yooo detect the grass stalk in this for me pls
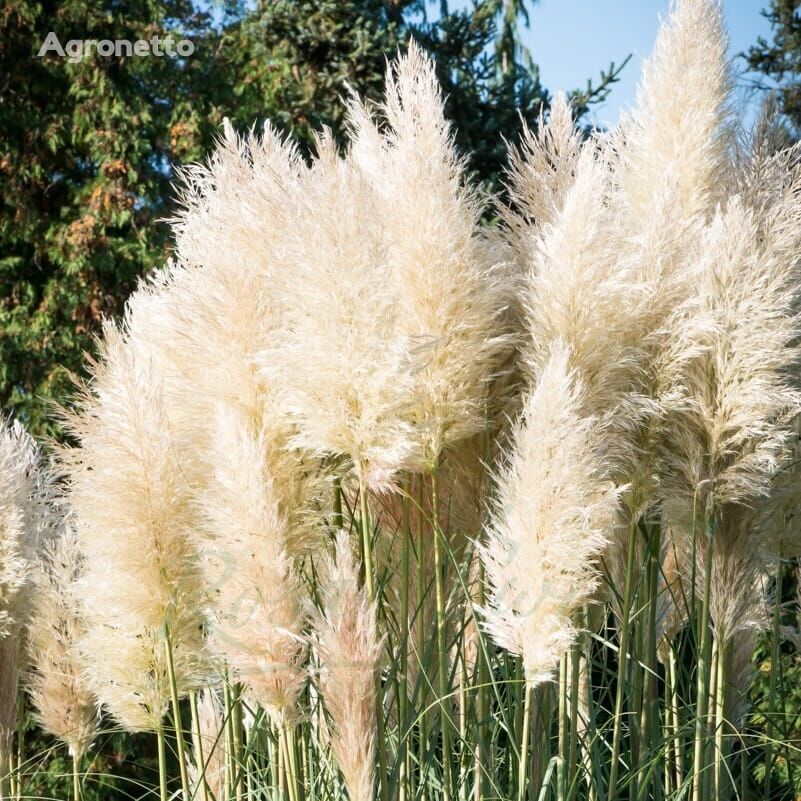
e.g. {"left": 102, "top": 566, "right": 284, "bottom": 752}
{"left": 518, "top": 682, "right": 532, "bottom": 801}
{"left": 557, "top": 653, "right": 568, "bottom": 801}
{"left": 358, "top": 476, "right": 388, "bottom": 801}
{"left": 567, "top": 644, "right": 581, "bottom": 801}
{"left": 763, "top": 556, "right": 784, "bottom": 797}
{"left": 608, "top": 513, "right": 639, "bottom": 800}
{"left": 431, "top": 467, "right": 453, "bottom": 801}
{"left": 400, "top": 494, "right": 411, "bottom": 801}
{"left": 667, "top": 648, "right": 684, "bottom": 792}
{"left": 691, "top": 510, "right": 715, "bottom": 801}
{"left": 190, "top": 691, "right": 211, "bottom": 801}
{"left": 164, "top": 626, "right": 191, "bottom": 801}
{"left": 157, "top": 723, "right": 169, "bottom": 801}
{"left": 475, "top": 561, "right": 489, "bottom": 801}
{"left": 712, "top": 636, "right": 726, "bottom": 801}
{"left": 72, "top": 756, "right": 81, "bottom": 801}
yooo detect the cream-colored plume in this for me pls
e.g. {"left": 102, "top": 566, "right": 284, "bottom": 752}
{"left": 346, "top": 42, "right": 513, "bottom": 466}
{"left": 0, "top": 417, "right": 50, "bottom": 762}
{"left": 660, "top": 198, "right": 801, "bottom": 515}
{"left": 259, "top": 42, "right": 512, "bottom": 488}
{"left": 481, "top": 345, "right": 619, "bottom": 686}
{"left": 200, "top": 405, "right": 308, "bottom": 723}
{"left": 613, "top": 0, "right": 733, "bottom": 239}
{"left": 502, "top": 92, "right": 583, "bottom": 272}
{"left": 311, "top": 532, "right": 384, "bottom": 801}
{"left": 0, "top": 418, "right": 46, "bottom": 638}
{"left": 26, "top": 524, "right": 97, "bottom": 759}
{"left": 62, "top": 323, "right": 207, "bottom": 732}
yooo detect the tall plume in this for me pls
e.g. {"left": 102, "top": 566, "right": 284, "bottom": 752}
{"left": 25, "top": 524, "right": 97, "bottom": 759}
{"left": 481, "top": 345, "right": 619, "bottom": 686}
{"left": 613, "top": 0, "right": 733, "bottom": 239}
{"left": 311, "top": 532, "right": 384, "bottom": 801}
{"left": 261, "top": 42, "right": 512, "bottom": 488}
{"left": 200, "top": 405, "right": 308, "bottom": 723}
{"left": 0, "top": 418, "right": 51, "bottom": 760}
{"left": 61, "top": 323, "right": 207, "bottom": 732}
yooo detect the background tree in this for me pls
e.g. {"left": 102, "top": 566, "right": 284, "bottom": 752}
{"left": 746, "top": 0, "right": 801, "bottom": 134}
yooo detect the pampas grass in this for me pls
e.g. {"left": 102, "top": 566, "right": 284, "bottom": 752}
{"left": 0, "top": 417, "right": 51, "bottom": 797}
{"left": 480, "top": 344, "right": 618, "bottom": 687}
{"left": 62, "top": 323, "right": 207, "bottom": 736}
{"left": 11, "top": 3, "right": 801, "bottom": 801}
{"left": 311, "top": 532, "right": 384, "bottom": 801}
{"left": 25, "top": 524, "right": 97, "bottom": 760}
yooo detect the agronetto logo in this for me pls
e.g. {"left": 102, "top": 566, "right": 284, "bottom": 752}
{"left": 37, "top": 31, "right": 194, "bottom": 63}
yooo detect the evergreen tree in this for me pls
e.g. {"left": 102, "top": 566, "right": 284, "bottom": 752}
{"left": 746, "top": 0, "right": 801, "bottom": 134}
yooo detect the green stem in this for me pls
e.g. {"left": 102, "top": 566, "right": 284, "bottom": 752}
{"left": 475, "top": 561, "right": 489, "bottom": 801}
{"left": 157, "top": 724, "right": 169, "bottom": 801}
{"left": 557, "top": 654, "right": 568, "bottom": 801}
{"left": 567, "top": 643, "right": 581, "bottom": 801}
{"left": 164, "top": 627, "right": 191, "bottom": 801}
{"left": 638, "top": 523, "right": 661, "bottom": 801}
{"left": 713, "top": 637, "right": 726, "bottom": 801}
{"left": 431, "top": 468, "right": 453, "bottom": 801}
{"left": 232, "top": 686, "right": 245, "bottom": 801}
{"left": 0, "top": 735, "right": 11, "bottom": 801}
{"left": 518, "top": 682, "right": 532, "bottom": 801}
{"left": 764, "top": 555, "right": 784, "bottom": 798}
{"left": 417, "top": 478, "right": 428, "bottom": 801}
{"left": 400, "top": 494, "right": 411, "bottom": 801}
{"left": 358, "top": 476, "right": 388, "bottom": 801}
{"left": 668, "top": 648, "right": 684, "bottom": 792}
{"left": 692, "top": 510, "right": 715, "bottom": 801}
{"left": 72, "top": 752, "right": 81, "bottom": 801}
{"left": 333, "top": 476, "right": 343, "bottom": 531}
{"left": 763, "top": 557, "right": 784, "bottom": 798}
{"left": 190, "top": 692, "right": 210, "bottom": 801}
{"left": 608, "top": 513, "right": 639, "bottom": 800}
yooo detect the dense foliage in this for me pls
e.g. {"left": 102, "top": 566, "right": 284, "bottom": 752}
{"left": 746, "top": 0, "right": 801, "bottom": 134}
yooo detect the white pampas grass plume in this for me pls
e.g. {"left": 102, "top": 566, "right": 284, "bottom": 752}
{"left": 660, "top": 198, "right": 801, "bottom": 513}
{"left": 0, "top": 417, "right": 52, "bottom": 758}
{"left": 188, "top": 690, "right": 228, "bottom": 801}
{"left": 25, "top": 524, "right": 97, "bottom": 759}
{"left": 347, "top": 42, "right": 513, "bottom": 466}
{"left": 62, "top": 323, "right": 207, "bottom": 732}
{"left": 259, "top": 126, "right": 421, "bottom": 489}
{"left": 0, "top": 419, "right": 45, "bottom": 637}
{"left": 481, "top": 345, "right": 619, "bottom": 686}
{"left": 201, "top": 405, "right": 307, "bottom": 723}
{"left": 260, "top": 43, "right": 512, "bottom": 488}
{"left": 502, "top": 92, "right": 583, "bottom": 270}
{"left": 311, "top": 532, "right": 384, "bottom": 801}
{"left": 614, "top": 0, "right": 733, "bottom": 233}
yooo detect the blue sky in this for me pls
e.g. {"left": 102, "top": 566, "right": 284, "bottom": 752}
{"left": 518, "top": 1, "right": 773, "bottom": 126}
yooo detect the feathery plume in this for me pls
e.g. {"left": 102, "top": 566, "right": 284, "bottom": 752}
{"left": 613, "top": 0, "right": 733, "bottom": 236}
{"left": 660, "top": 198, "right": 801, "bottom": 516}
{"left": 481, "top": 345, "right": 619, "bottom": 686}
{"left": 0, "top": 417, "right": 51, "bottom": 761}
{"left": 311, "top": 532, "right": 384, "bottom": 801}
{"left": 261, "top": 43, "right": 512, "bottom": 487}
{"left": 0, "top": 418, "right": 45, "bottom": 638}
{"left": 200, "top": 405, "right": 308, "bottom": 723}
{"left": 62, "top": 323, "right": 207, "bottom": 732}
{"left": 347, "top": 41, "right": 513, "bottom": 465}
{"left": 25, "top": 524, "right": 97, "bottom": 759}
{"left": 502, "top": 92, "right": 583, "bottom": 271}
